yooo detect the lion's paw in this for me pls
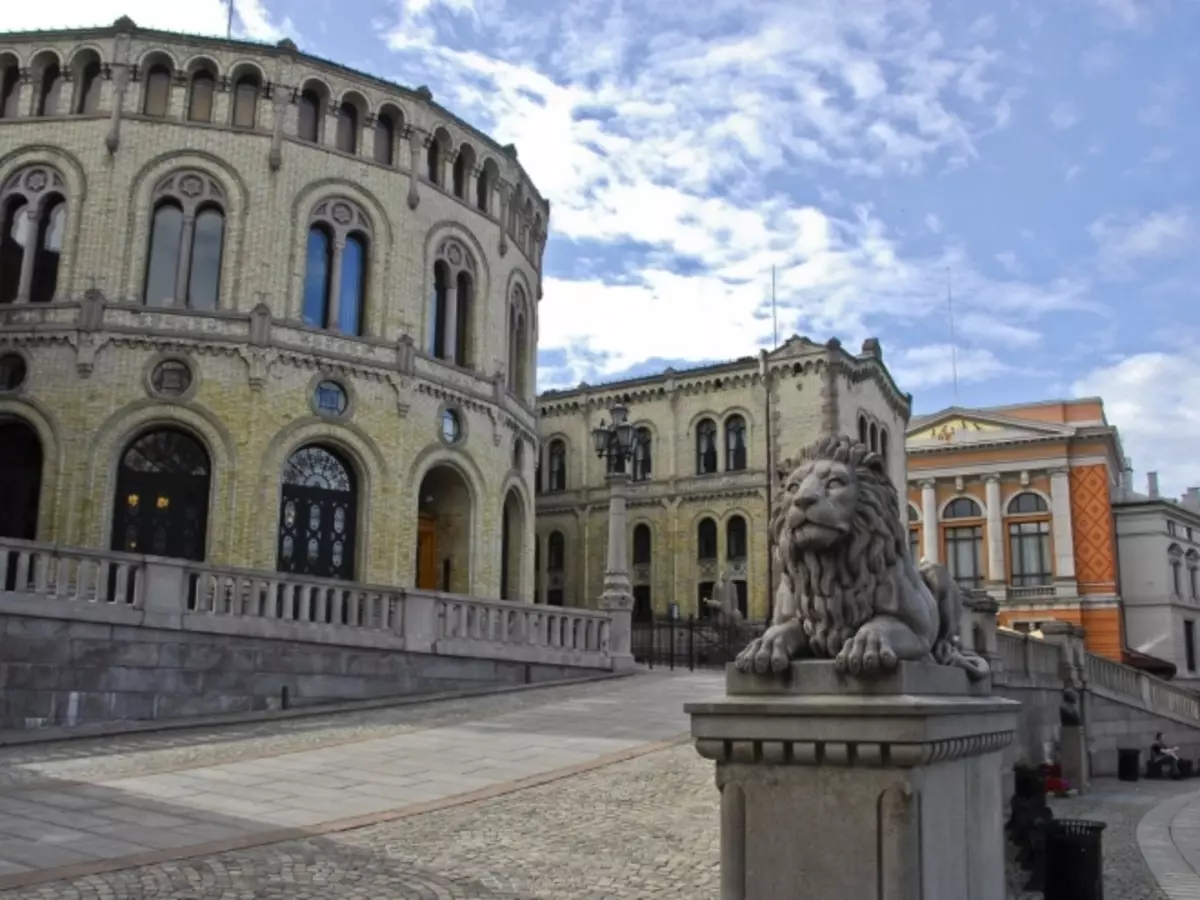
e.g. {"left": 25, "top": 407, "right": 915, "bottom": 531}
{"left": 735, "top": 622, "right": 800, "bottom": 675}
{"left": 834, "top": 621, "right": 900, "bottom": 676}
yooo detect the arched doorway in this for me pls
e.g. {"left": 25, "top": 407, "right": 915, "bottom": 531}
{"left": 416, "top": 464, "right": 472, "bottom": 593}
{"left": 0, "top": 418, "right": 43, "bottom": 541}
{"left": 111, "top": 428, "right": 211, "bottom": 560}
{"left": 277, "top": 445, "right": 357, "bottom": 581}
{"left": 500, "top": 488, "right": 525, "bottom": 600}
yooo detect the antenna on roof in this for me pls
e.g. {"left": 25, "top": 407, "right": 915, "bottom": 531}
{"left": 946, "top": 266, "right": 959, "bottom": 406}
{"left": 226, "top": 0, "right": 235, "bottom": 39}
{"left": 771, "top": 265, "right": 778, "bottom": 351}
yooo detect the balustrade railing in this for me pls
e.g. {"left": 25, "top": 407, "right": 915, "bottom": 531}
{"left": 0, "top": 538, "right": 142, "bottom": 607}
{"left": 435, "top": 595, "right": 610, "bottom": 656}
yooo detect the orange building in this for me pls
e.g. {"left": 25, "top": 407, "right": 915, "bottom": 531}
{"left": 905, "top": 398, "right": 1127, "bottom": 661}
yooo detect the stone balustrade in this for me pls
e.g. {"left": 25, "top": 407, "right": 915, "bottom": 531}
{"left": 0, "top": 538, "right": 618, "bottom": 670}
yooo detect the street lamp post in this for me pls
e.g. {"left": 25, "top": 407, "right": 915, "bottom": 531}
{"left": 592, "top": 401, "right": 640, "bottom": 671}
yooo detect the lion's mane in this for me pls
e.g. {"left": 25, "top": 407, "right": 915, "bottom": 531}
{"left": 771, "top": 434, "right": 908, "bottom": 655}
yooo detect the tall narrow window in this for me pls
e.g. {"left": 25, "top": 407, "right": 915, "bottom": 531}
{"left": 452, "top": 152, "right": 467, "bottom": 197}
{"left": 944, "top": 497, "right": 984, "bottom": 589}
{"left": 1173, "top": 560, "right": 1183, "bottom": 597}
{"left": 1186, "top": 620, "right": 1196, "bottom": 673}
{"left": 0, "top": 65, "right": 19, "bottom": 119}
{"left": 880, "top": 428, "right": 890, "bottom": 465}
{"left": 725, "top": 415, "right": 747, "bottom": 471}
{"left": 297, "top": 89, "right": 320, "bottom": 142}
{"left": 430, "top": 259, "right": 449, "bottom": 358}
{"left": 302, "top": 225, "right": 332, "bottom": 327}
{"left": 142, "top": 64, "right": 171, "bottom": 116}
{"left": 858, "top": 415, "right": 868, "bottom": 446}
{"left": 727, "top": 515, "right": 748, "bottom": 560}
{"left": 188, "top": 71, "right": 215, "bottom": 122}
{"left": 232, "top": 74, "right": 258, "bottom": 128}
{"left": 547, "top": 440, "right": 566, "bottom": 492}
{"left": 632, "top": 523, "right": 652, "bottom": 566}
{"left": 187, "top": 207, "right": 224, "bottom": 310}
{"left": 76, "top": 61, "right": 102, "bottom": 114}
{"left": 547, "top": 531, "right": 565, "bottom": 571}
{"left": 696, "top": 419, "right": 718, "bottom": 474}
{"left": 632, "top": 428, "right": 652, "bottom": 481}
{"left": 426, "top": 138, "right": 440, "bottom": 183}
{"left": 37, "top": 63, "right": 64, "bottom": 116}
{"left": 0, "top": 197, "right": 28, "bottom": 304}
{"left": 29, "top": 198, "right": 65, "bottom": 304}
{"left": 335, "top": 101, "right": 358, "bottom": 154}
{"left": 476, "top": 165, "right": 490, "bottom": 211}
{"left": 869, "top": 422, "right": 879, "bottom": 453}
{"left": 374, "top": 111, "right": 396, "bottom": 164}
{"left": 338, "top": 234, "right": 367, "bottom": 335}
{"left": 1008, "top": 521, "right": 1051, "bottom": 586}
{"left": 697, "top": 518, "right": 718, "bottom": 560}
{"left": 143, "top": 202, "right": 183, "bottom": 307}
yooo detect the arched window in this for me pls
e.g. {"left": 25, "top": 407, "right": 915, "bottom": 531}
{"left": 111, "top": 428, "right": 211, "bottom": 562}
{"left": 0, "top": 166, "right": 69, "bottom": 305}
{"left": 632, "top": 427, "right": 652, "bottom": 482}
{"left": 547, "top": 439, "right": 566, "bottom": 492}
{"left": 373, "top": 109, "right": 397, "bottom": 164}
{"left": 696, "top": 419, "right": 718, "bottom": 474}
{"left": 277, "top": 444, "right": 358, "bottom": 581}
{"left": 858, "top": 414, "right": 868, "bottom": 446}
{"left": 75, "top": 61, "right": 102, "bottom": 114}
{"left": 231, "top": 71, "right": 259, "bottom": 128}
{"left": 302, "top": 198, "right": 372, "bottom": 336}
{"left": 0, "top": 419, "right": 44, "bottom": 543}
{"left": 429, "top": 238, "right": 477, "bottom": 366}
{"left": 943, "top": 497, "right": 984, "bottom": 589}
{"left": 476, "top": 161, "right": 493, "bottom": 212}
{"left": 1008, "top": 492, "right": 1049, "bottom": 515}
{"left": 1008, "top": 491, "right": 1051, "bottom": 586}
{"left": 697, "top": 517, "right": 718, "bottom": 560}
{"left": 632, "top": 523, "right": 652, "bottom": 566}
{"left": 426, "top": 133, "right": 442, "bottom": 184}
{"left": 452, "top": 149, "right": 468, "bottom": 198}
{"left": 0, "top": 62, "right": 19, "bottom": 119}
{"left": 881, "top": 428, "right": 890, "bottom": 465}
{"left": 142, "top": 64, "right": 171, "bottom": 116}
{"left": 547, "top": 530, "right": 565, "bottom": 571}
{"left": 37, "top": 62, "right": 64, "bottom": 116}
{"left": 726, "top": 515, "right": 747, "bottom": 560}
{"left": 1170, "top": 546, "right": 1183, "bottom": 597}
{"left": 869, "top": 422, "right": 879, "bottom": 453}
{"left": 725, "top": 415, "right": 747, "bottom": 471}
{"left": 335, "top": 100, "right": 358, "bottom": 154}
{"left": 187, "top": 70, "right": 215, "bottom": 122}
{"left": 508, "top": 285, "right": 530, "bottom": 396}
{"left": 142, "top": 171, "right": 227, "bottom": 310}
{"left": 297, "top": 87, "right": 323, "bottom": 142}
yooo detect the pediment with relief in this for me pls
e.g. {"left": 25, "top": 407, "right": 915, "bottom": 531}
{"left": 906, "top": 408, "right": 1073, "bottom": 446}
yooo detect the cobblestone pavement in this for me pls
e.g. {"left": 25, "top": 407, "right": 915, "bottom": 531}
{"left": 1134, "top": 780, "right": 1200, "bottom": 899}
{"left": 0, "top": 671, "right": 721, "bottom": 889}
{"left": 0, "top": 677, "right": 643, "bottom": 790}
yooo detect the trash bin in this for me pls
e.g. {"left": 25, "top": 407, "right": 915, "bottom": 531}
{"left": 1117, "top": 747, "right": 1141, "bottom": 782}
{"left": 1044, "top": 819, "right": 1106, "bottom": 900}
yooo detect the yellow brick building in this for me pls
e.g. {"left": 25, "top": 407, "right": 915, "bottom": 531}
{"left": 533, "top": 337, "right": 911, "bottom": 621}
{"left": 0, "top": 20, "right": 544, "bottom": 600}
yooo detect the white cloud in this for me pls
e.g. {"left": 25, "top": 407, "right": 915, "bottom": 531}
{"left": 5, "top": 0, "right": 295, "bottom": 43}
{"left": 1089, "top": 208, "right": 1196, "bottom": 278}
{"left": 1088, "top": 0, "right": 1158, "bottom": 28}
{"left": 381, "top": 0, "right": 1092, "bottom": 386}
{"left": 1138, "top": 79, "right": 1182, "bottom": 128}
{"left": 1073, "top": 352, "right": 1200, "bottom": 497}
{"left": 889, "top": 344, "right": 1013, "bottom": 392}
{"left": 1080, "top": 42, "right": 1119, "bottom": 75}
{"left": 994, "top": 251, "right": 1019, "bottom": 274}
{"left": 1065, "top": 164, "right": 1082, "bottom": 183}
{"left": 957, "top": 312, "right": 1041, "bottom": 348}
{"left": 1049, "top": 101, "right": 1080, "bottom": 131}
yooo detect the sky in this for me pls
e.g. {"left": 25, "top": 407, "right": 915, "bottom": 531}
{"left": 8, "top": 0, "right": 1200, "bottom": 496}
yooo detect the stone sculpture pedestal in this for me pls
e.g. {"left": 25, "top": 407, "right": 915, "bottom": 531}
{"left": 1061, "top": 723, "right": 1089, "bottom": 793}
{"left": 685, "top": 661, "right": 1020, "bottom": 900}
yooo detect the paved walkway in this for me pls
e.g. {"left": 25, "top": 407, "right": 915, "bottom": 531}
{"left": 0, "top": 671, "right": 722, "bottom": 894}
{"left": 1139, "top": 783, "right": 1200, "bottom": 899}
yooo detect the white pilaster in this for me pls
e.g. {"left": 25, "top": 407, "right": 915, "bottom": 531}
{"left": 984, "top": 475, "right": 1004, "bottom": 583}
{"left": 921, "top": 480, "right": 938, "bottom": 564}
{"left": 1050, "top": 468, "right": 1076, "bottom": 579}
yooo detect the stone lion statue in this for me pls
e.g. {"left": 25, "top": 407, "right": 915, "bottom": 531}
{"left": 735, "top": 433, "right": 989, "bottom": 681}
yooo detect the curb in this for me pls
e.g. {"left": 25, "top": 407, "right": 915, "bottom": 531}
{"left": 0, "top": 670, "right": 637, "bottom": 748}
{"left": 1136, "top": 786, "right": 1200, "bottom": 898}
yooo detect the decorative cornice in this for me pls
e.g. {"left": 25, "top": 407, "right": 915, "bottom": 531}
{"left": 694, "top": 730, "right": 1014, "bottom": 768}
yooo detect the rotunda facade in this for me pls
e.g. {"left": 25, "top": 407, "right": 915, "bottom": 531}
{"left": 0, "top": 18, "right": 545, "bottom": 601}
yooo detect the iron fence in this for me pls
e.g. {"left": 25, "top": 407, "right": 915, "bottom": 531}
{"left": 632, "top": 616, "right": 767, "bottom": 671}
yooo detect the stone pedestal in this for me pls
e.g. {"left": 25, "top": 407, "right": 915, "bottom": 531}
{"left": 686, "top": 661, "right": 1020, "bottom": 900}
{"left": 1060, "top": 724, "right": 1089, "bottom": 793}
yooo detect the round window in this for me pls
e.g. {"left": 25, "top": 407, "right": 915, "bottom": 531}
{"left": 150, "top": 359, "right": 193, "bottom": 397}
{"left": 314, "top": 380, "right": 349, "bottom": 416}
{"left": 0, "top": 353, "right": 27, "bottom": 392}
{"left": 441, "top": 408, "right": 461, "bottom": 443}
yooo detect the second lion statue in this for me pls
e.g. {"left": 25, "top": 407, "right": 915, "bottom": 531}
{"left": 736, "top": 433, "right": 989, "bottom": 681}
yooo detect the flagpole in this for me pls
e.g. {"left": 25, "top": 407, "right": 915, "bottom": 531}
{"left": 771, "top": 265, "right": 778, "bottom": 350}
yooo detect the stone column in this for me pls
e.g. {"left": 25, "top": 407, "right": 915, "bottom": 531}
{"left": 173, "top": 213, "right": 195, "bottom": 305}
{"left": 496, "top": 182, "right": 511, "bottom": 256}
{"left": 1049, "top": 469, "right": 1076, "bottom": 581}
{"left": 406, "top": 128, "right": 424, "bottom": 210}
{"left": 984, "top": 475, "right": 1004, "bottom": 584}
{"left": 325, "top": 238, "right": 345, "bottom": 331}
{"left": 599, "top": 470, "right": 635, "bottom": 671}
{"left": 442, "top": 283, "right": 458, "bottom": 362}
{"left": 921, "top": 480, "right": 938, "bottom": 564}
{"left": 14, "top": 206, "right": 38, "bottom": 303}
{"left": 687, "top": 662, "right": 1019, "bottom": 900}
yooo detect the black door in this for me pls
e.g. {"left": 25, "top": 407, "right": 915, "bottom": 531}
{"left": 111, "top": 429, "right": 210, "bottom": 561}
{"left": 0, "top": 419, "right": 42, "bottom": 541}
{"left": 277, "top": 445, "right": 356, "bottom": 581}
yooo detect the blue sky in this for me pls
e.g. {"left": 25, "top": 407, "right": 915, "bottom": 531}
{"left": 15, "top": 0, "right": 1200, "bottom": 495}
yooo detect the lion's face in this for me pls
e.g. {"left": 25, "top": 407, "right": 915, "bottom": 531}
{"left": 780, "top": 457, "right": 861, "bottom": 552}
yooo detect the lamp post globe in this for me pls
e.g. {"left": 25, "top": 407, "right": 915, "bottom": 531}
{"left": 593, "top": 402, "right": 639, "bottom": 671}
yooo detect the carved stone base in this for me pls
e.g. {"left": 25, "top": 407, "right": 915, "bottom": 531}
{"left": 1061, "top": 724, "right": 1089, "bottom": 793}
{"left": 685, "top": 661, "right": 1020, "bottom": 900}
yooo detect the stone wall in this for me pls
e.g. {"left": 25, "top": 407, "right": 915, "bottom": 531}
{"left": 0, "top": 612, "right": 598, "bottom": 731}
